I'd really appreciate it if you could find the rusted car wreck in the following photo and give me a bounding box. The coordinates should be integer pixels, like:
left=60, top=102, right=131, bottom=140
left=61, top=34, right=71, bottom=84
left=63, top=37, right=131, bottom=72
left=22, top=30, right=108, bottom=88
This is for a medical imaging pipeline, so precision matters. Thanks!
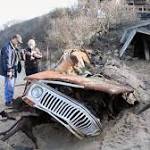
left=0, top=48, right=139, bottom=149
left=22, top=70, right=135, bottom=139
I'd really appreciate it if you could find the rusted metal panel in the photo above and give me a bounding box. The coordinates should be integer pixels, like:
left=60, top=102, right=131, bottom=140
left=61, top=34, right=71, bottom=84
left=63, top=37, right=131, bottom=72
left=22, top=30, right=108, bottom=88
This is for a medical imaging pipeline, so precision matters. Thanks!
left=25, top=70, right=133, bottom=95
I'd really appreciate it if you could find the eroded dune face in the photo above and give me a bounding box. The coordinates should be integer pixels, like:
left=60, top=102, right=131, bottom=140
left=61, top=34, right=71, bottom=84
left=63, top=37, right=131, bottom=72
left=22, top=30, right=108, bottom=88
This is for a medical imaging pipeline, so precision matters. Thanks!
left=32, top=110, right=150, bottom=150
left=100, top=60, right=150, bottom=150
left=1, top=111, right=150, bottom=150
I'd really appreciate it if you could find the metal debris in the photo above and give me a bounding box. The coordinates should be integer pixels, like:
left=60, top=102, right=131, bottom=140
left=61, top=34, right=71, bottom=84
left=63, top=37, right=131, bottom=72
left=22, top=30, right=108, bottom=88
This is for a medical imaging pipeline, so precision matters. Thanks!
left=54, top=49, right=91, bottom=75
left=23, top=70, right=136, bottom=138
left=25, top=70, right=133, bottom=95
left=23, top=81, right=102, bottom=139
left=40, top=80, right=84, bottom=89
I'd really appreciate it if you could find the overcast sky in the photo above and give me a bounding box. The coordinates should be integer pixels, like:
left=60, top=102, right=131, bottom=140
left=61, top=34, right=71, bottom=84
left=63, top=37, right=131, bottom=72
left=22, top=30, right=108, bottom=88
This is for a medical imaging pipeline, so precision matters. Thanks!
left=0, top=0, right=77, bottom=28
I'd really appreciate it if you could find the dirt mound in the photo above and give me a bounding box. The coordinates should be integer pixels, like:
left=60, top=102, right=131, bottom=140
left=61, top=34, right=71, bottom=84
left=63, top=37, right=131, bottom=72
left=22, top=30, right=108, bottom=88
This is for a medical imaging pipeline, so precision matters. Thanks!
left=0, top=140, right=14, bottom=150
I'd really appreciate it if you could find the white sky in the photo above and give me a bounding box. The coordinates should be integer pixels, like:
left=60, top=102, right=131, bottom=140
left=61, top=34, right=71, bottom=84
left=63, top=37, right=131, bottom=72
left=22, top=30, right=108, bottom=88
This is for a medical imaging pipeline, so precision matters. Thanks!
left=0, top=0, right=77, bottom=28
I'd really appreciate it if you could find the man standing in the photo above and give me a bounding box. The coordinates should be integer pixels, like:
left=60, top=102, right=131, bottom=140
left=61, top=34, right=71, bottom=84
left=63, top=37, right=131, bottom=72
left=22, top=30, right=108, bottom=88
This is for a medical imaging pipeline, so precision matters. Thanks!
left=0, top=34, right=23, bottom=106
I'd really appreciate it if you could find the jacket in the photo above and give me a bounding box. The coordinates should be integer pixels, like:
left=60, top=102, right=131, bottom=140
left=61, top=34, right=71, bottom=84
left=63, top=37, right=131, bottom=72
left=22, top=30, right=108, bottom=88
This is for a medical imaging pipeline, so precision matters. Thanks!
left=25, top=48, right=41, bottom=69
left=0, top=42, right=18, bottom=77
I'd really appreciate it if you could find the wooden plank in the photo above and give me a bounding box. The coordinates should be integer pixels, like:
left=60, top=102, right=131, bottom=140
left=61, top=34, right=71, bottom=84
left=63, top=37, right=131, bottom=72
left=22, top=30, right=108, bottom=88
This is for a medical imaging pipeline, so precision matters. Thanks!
left=120, top=30, right=128, bottom=43
left=120, top=20, right=150, bottom=43
left=143, top=39, right=150, bottom=61
left=137, top=28, right=150, bottom=36
left=125, top=20, right=150, bottom=31
left=120, top=29, right=137, bottom=57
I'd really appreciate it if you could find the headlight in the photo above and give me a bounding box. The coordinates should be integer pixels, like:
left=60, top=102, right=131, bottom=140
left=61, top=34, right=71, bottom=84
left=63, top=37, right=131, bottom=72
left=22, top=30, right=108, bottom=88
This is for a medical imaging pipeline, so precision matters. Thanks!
left=31, top=86, right=43, bottom=98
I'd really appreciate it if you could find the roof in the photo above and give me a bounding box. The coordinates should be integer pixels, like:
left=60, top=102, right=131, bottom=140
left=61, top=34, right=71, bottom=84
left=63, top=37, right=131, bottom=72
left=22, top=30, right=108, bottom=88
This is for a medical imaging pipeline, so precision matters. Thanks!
left=25, top=70, right=133, bottom=95
left=119, top=20, right=150, bottom=57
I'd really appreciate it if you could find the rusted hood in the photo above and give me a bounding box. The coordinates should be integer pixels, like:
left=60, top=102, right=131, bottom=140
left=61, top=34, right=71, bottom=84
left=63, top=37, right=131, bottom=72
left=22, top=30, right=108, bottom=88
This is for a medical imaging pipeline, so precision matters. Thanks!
left=25, top=70, right=133, bottom=95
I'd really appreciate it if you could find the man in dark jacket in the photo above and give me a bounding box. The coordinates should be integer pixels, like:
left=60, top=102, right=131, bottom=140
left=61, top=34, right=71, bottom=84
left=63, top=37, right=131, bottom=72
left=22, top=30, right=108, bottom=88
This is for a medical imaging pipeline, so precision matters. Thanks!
left=0, top=34, right=23, bottom=106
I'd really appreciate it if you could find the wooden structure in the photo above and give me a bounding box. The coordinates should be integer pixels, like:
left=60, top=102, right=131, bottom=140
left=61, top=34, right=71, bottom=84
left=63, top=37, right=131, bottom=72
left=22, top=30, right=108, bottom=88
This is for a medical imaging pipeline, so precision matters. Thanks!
left=127, top=0, right=150, bottom=12
left=120, top=20, right=150, bottom=60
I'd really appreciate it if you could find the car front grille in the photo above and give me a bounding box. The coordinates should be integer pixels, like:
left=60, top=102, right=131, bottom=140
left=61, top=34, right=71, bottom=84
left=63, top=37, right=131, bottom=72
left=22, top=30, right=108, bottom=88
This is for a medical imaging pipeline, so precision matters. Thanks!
left=25, top=81, right=102, bottom=139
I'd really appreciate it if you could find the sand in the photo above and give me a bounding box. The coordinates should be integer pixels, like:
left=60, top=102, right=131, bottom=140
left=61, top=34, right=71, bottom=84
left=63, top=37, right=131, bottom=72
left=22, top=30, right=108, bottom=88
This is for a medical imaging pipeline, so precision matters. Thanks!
left=0, top=60, right=150, bottom=150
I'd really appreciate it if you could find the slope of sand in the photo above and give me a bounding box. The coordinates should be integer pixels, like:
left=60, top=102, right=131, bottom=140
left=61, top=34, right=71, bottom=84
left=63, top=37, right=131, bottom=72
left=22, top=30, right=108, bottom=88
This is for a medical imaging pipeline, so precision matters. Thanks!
left=0, top=60, right=150, bottom=150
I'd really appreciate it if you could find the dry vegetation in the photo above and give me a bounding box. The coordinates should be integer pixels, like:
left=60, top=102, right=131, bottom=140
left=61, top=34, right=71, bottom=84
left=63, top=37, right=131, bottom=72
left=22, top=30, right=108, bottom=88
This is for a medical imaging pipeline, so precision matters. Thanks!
left=0, top=0, right=137, bottom=64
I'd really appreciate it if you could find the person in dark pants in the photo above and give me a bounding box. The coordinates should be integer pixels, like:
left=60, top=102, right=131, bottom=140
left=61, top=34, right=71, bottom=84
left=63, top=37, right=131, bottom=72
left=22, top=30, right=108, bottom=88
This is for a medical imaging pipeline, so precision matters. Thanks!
left=0, top=34, right=23, bottom=106
left=25, top=39, right=42, bottom=76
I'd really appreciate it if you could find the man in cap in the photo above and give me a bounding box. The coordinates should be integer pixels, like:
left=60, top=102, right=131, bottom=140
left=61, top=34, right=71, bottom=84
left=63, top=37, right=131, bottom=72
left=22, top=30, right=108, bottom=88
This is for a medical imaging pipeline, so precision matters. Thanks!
left=0, top=34, right=23, bottom=106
